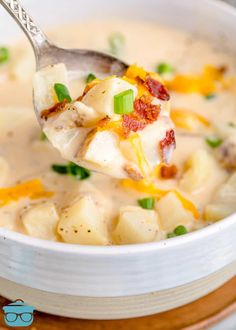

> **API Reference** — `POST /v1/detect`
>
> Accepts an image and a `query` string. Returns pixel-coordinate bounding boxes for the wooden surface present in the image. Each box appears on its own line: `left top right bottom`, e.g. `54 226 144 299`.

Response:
0 277 235 330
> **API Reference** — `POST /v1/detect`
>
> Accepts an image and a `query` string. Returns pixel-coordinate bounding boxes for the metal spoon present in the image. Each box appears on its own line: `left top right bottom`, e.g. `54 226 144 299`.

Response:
0 0 128 75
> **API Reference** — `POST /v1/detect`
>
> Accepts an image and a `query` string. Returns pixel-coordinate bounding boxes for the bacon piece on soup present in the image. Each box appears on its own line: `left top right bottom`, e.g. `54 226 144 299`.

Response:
144 76 170 101
160 164 178 179
160 129 176 164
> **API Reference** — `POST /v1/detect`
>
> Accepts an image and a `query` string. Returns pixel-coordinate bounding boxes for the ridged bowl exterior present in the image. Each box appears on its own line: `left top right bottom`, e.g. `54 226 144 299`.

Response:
0 262 235 319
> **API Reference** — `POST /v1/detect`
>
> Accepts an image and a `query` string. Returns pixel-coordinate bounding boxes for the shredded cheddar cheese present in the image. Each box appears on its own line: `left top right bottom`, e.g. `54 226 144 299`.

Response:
121 179 199 219
121 178 166 198
127 134 151 176
124 64 165 98
125 64 147 81
166 65 226 95
173 191 200 219
171 108 210 131
0 179 53 207
97 119 124 138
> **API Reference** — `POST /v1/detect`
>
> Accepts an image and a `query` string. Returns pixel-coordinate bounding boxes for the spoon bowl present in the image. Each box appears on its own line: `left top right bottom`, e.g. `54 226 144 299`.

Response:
36 42 128 75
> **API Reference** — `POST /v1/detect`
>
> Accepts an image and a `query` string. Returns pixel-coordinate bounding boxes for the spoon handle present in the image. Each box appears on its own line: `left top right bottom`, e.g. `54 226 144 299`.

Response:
0 0 49 62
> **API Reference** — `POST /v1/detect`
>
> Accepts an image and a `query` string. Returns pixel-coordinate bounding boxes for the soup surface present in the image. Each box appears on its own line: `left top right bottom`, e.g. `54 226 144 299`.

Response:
0 20 236 245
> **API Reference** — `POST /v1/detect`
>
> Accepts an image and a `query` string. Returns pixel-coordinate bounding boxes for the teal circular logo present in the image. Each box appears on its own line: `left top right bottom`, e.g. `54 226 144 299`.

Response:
3 299 35 327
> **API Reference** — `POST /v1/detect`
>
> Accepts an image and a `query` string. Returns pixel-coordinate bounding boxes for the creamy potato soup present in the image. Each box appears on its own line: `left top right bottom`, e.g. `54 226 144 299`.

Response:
0 20 236 245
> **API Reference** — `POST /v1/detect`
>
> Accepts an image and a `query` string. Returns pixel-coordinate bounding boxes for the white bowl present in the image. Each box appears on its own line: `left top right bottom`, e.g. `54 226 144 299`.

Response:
0 0 236 319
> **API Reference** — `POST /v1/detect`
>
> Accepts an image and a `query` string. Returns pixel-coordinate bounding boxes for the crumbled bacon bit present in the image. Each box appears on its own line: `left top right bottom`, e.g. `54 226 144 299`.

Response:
160 129 176 164
218 65 228 75
77 95 83 101
160 164 178 179
122 96 161 136
40 100 67 120
122 115 146 136
134 96 161 122
144 76 170 101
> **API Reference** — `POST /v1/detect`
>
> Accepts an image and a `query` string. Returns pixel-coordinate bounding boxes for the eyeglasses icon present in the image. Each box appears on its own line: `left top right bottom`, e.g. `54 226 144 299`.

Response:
5 312 34 323
3 299 35 327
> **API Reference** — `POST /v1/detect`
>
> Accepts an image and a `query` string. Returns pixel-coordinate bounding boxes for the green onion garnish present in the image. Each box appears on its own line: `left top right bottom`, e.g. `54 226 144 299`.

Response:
156 62 174 75
109 32 125 56
205 93 216 100
67 162 91 180
40 131 47 141
205 136 223 148
51 162 91 180
174 225 188 236
86 73 96 84
54 83 72 103
0 47 9 64
167 232 176 239
228 122 236 128
138 197 155 210
51 164 68 174
114 89 134 115
167 225 188 239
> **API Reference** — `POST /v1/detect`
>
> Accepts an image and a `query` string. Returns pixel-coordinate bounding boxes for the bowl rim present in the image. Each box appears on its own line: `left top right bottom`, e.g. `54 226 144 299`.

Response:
0 213 235 255
1 0 236 256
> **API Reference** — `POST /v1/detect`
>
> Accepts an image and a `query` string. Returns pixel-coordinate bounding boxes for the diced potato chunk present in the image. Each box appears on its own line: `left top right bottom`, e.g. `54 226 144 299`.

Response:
77 181 113 219
82 77 137 120
180 149 218 193
73 101 99 126
80 130 125 172
156 192 195 231
214 172 236 203
204 203 236 222
82 130 119 166
0 157 9 187
33 63 68 114
217 139 236 171
204 173 236 221
58 196 109 245
139 115 174 167
113 206 159 244
22 202 59 241
44 125 88 161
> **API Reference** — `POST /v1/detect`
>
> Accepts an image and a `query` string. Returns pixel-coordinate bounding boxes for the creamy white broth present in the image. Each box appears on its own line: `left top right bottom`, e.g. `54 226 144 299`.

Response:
0 20 236 244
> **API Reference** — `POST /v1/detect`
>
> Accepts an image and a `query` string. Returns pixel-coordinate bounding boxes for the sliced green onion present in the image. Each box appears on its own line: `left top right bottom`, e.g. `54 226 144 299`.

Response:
167 232 176 239
54 83 72 103
67 162 91 180
109 32 125 56
138 197 155 210
51 162 91 180
156 62 174 75
174 225 188 236
86 73 96 84
167 225 188 239
205 93 216 100
0 47 9 64
51 164 68 174
114 89 134 115
205 136 223 148
40 131 47 141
